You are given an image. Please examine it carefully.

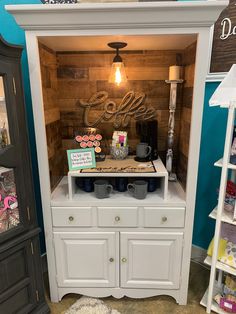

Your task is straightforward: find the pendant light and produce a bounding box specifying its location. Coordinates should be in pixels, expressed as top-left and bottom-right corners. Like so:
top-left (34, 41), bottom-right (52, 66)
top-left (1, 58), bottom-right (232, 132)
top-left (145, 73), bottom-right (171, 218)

top-left (108, 42), bottom-right (127, 86)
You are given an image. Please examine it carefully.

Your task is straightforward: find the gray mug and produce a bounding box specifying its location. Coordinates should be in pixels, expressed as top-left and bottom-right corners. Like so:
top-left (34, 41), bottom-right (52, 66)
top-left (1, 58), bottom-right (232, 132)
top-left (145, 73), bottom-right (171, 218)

top-left (136, 142), bottom-right (152, 159)
top-left (94, 179), bottom-right (113, 199)
top-left (127, 180), bottom-right (148, 199)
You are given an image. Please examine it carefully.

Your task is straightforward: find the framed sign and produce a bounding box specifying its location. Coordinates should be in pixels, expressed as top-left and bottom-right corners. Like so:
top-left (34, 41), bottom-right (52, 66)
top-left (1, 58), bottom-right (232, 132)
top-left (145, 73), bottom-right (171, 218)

top-left (207, 0), bottom-right (236, 81)
top-left (67, 148), bottom-right (96, 171)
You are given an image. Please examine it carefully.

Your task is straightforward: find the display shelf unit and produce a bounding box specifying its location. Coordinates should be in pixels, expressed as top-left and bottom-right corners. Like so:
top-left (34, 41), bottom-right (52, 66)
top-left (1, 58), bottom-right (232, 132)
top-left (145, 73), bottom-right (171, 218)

top-left (201, 100), bottom-right (236, 313)
top-left (214, 158), bottom-right (236, 170)
top-left (209, 207), bottom-right (236, 226)
top-left (204, 256), bottom-right (236, 277)
top-left (68, 157), bottom-right (168, 200)
top-left (201, 282), bottom-right (227, 314)
top-left (7, 0), bottom-right (227, 305)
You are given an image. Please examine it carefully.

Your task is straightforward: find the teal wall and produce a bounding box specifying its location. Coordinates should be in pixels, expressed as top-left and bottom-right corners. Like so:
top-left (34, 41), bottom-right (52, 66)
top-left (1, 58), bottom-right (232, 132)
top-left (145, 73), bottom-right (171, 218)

top-left (0, 0), bottom-right (226, 252)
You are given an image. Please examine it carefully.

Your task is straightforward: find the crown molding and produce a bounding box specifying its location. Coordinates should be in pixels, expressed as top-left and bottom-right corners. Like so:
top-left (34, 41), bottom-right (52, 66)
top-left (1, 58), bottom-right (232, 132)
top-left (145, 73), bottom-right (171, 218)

top-left (5, 1), bottom-right (228, 31)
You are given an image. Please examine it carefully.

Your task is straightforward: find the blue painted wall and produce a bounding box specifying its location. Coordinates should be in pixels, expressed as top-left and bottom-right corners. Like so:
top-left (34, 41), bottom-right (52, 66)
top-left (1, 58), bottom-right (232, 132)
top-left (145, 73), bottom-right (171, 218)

top-left (0, 0), bottom-right (226, 252)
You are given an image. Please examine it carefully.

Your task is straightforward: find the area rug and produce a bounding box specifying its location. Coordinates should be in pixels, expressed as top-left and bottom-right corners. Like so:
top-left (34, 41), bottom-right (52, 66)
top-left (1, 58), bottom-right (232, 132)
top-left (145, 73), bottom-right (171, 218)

top-left (64, 296), bottom-right (121, 314)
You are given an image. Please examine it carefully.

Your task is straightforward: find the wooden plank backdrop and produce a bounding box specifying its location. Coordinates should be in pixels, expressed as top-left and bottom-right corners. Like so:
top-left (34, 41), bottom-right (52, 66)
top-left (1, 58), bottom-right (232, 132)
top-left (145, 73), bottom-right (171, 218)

top-left (39, 42), bottom-right (196, 190)
top-left (210, 0), bottom-right (236, 74)
top-left (177, 42), bottom-right (196, 188)
top-left (57, 50), bottom-right (182, 164)
top-left (39, 43), bottom-right (64, 190)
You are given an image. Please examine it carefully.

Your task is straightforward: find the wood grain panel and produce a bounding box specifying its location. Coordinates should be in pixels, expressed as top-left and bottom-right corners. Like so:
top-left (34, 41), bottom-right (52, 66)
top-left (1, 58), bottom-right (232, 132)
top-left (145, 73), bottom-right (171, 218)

top-left (177, 41), bottom-right (196, 188)
top-left (39, 44), bottom-right (63, 190)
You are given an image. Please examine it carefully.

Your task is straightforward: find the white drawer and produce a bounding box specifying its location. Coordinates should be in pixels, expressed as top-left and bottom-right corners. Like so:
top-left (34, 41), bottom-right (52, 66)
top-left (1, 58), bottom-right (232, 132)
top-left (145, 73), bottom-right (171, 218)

top-left (98, 207), bottom-right (138, 227)
top-left (52, 207), bottom-right (92, 227)
top-left (144, 207), bottom-right (185, 228)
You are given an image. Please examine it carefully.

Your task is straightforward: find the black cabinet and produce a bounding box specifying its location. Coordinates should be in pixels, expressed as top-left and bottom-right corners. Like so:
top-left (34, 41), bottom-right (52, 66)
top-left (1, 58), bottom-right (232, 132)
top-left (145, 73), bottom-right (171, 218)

top-left (0, 36), bottom-right (49, 313)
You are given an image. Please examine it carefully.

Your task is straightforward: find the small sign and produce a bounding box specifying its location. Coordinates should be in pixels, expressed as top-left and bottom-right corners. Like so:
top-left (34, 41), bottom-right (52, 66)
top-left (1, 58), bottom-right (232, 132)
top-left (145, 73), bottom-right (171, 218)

top-left (207, 0), bottom-right (236, 80)
top-left (67, 148), bottom-right (96, 171)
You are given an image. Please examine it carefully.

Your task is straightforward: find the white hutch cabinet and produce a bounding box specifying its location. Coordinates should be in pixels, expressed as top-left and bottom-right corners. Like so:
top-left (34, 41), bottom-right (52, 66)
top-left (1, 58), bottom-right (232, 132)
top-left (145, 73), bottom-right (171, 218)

top-left (7, 0), bottom-right (227, 305)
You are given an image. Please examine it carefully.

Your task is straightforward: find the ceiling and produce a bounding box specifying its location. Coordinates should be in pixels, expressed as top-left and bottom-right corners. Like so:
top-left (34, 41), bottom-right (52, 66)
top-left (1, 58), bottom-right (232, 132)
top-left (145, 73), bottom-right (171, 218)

top-left (38, 34), bottom-right (197, 52)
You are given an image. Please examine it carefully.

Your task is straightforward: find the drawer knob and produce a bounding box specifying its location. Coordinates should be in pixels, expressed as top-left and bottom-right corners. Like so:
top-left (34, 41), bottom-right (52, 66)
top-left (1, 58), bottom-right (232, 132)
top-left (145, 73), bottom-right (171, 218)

top-left (109, 258), bottom-right (114, 262)
top-left (121, 257), bottom-right (127, 263)
top-left (69, 216), bottom-right (74, 222)
top-left (115, 216), bottom-right (120, 222)
top-left (162, 216), bottom-right (167, 222)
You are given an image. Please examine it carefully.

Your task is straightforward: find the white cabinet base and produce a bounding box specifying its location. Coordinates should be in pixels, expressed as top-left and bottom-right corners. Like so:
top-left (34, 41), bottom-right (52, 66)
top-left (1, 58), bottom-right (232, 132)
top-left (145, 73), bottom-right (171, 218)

top-left (56, 287), bottom-right (183, 304)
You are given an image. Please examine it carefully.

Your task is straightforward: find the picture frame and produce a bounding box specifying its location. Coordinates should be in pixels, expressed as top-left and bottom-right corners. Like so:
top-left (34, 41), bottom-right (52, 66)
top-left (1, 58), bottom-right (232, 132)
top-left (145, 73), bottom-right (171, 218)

top-left (67, 148), bottom-right (96, 171)
top-left (206, 0), bottom-right (236, 82)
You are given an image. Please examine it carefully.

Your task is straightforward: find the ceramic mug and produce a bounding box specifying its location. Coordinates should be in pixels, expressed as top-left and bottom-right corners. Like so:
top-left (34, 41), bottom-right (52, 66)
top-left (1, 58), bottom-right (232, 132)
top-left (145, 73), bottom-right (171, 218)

top-left (83, 177), bottom-right (94, 192)
top-left (115, 177), bottom-right (128, 192)
top-left (147, 178), bottom-right (158, 192)
top-left (127, 180), bottom-right (148, 200)
top-left (94, 179), bottom-right (113, 199)
top-left (136, 143), bottom-right (152, 159)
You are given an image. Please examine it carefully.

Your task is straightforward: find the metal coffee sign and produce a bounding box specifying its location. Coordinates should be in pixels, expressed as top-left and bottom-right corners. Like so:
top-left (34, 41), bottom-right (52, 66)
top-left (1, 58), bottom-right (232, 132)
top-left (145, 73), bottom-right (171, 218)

top-left (208, 0), bottom-right (236, 80)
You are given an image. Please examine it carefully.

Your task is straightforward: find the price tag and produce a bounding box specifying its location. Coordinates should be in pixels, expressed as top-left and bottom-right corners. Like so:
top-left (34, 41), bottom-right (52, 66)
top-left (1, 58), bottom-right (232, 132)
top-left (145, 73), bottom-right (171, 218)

top-left (67, 148), bottom-right (96, 171)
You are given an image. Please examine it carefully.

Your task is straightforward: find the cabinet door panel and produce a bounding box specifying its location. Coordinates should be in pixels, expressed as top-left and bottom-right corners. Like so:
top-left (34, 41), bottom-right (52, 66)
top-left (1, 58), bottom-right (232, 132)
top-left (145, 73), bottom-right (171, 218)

top-left (54, 232), bottom-right (117, 288)
top-left (120, 232), bottom-right (183, 289)
top-left (0, 239), bottom-right (37, 313)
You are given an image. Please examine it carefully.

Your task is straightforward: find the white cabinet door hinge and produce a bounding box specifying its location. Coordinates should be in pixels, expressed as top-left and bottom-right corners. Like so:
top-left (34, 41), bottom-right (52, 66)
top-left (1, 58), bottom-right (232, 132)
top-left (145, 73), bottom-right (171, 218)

top-left (30, 241), bottom-right (34, 255)
top-left (12, 77), bottom-right (16, 95)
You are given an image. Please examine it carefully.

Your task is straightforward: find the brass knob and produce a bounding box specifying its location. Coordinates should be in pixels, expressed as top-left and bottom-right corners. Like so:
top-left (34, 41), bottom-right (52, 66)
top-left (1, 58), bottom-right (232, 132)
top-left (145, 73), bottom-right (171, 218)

top-left (109, 258), bottom-right (114, 262)
top-left (69, 216), bottom-right (74, 222)
top-left (162, 216), bottom-right (167, 222)
top-left (121, 257), bottom-right (127, 263)
top-left (115, 216), bottom-right (120, 222)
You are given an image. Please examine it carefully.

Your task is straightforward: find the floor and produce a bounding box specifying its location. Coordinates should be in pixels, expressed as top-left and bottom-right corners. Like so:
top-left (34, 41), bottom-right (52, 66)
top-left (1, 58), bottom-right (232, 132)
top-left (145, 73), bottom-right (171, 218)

top-left (46, 262), bottom-right (209, 314)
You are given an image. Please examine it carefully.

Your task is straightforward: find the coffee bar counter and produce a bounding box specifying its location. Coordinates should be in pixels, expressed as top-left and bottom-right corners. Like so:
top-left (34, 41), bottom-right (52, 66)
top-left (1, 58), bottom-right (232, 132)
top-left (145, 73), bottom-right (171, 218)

top-left (50, 160), bottom-right (186, 301)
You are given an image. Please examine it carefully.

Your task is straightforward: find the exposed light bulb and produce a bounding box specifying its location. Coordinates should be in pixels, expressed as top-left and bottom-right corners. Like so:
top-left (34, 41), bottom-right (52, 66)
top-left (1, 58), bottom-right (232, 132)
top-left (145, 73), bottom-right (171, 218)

top-left (109, 62), bottom-right (127, 86)
top-left (115, 66), bottom-right (122, 86)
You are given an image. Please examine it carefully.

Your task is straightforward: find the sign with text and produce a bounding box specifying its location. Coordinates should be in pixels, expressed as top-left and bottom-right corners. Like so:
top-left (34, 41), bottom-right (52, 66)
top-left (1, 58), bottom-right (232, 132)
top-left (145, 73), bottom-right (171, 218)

top-left (209, 0), bottom-right (236, 79)
top-left (67, 148), bottom-right (96, 171)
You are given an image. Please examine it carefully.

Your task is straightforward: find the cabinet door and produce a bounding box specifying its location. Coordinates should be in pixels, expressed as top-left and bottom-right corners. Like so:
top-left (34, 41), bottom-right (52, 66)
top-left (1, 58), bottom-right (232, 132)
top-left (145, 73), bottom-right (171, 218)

top-left (54, 232), bottom-right (118, 288)
top-left (0, 238), bottom-right (37, 314)
top-left (0, 58), bottom-right (36, 243)
top-left (120, 232), bottom-right (183, 289)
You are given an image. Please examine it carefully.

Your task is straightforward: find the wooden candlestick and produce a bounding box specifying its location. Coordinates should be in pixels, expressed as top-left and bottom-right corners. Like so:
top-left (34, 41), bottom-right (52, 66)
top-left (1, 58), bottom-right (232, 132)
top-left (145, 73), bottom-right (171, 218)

top-left (165, 79), bottom-right (184, 181)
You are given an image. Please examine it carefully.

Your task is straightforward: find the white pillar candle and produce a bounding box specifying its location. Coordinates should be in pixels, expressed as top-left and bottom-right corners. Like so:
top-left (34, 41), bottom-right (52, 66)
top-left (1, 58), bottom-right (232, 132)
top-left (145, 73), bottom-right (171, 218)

top-left (169, 65), bottom-right (181, 81)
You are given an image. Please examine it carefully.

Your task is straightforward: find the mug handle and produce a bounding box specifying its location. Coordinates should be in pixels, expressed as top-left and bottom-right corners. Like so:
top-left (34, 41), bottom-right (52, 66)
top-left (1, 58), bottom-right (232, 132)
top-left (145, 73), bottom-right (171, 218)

top-left (107, 184), bottom-right (113, 194)
top-left (145, 146), bottom-right (152, 157)
top-left (127, 183), bottom-right (135, 195)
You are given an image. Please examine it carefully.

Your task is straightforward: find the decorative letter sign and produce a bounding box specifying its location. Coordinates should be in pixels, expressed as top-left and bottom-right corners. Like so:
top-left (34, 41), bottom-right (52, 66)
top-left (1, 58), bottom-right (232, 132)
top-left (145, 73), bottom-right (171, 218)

top-left (67, 148), bottom-right (96, 171)
top-left (209, 0), bottom-right (236, 78)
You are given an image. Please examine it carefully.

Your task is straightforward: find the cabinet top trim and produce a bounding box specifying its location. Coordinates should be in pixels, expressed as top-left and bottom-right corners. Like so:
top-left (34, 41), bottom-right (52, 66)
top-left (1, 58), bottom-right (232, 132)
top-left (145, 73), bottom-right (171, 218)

top-left (6, 1), bottom-right (228, 31)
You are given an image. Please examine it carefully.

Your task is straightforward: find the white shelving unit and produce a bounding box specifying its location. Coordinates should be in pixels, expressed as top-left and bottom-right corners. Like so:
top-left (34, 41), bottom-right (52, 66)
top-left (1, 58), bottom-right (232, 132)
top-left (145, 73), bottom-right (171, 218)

top-left (200, 72), bottom-right (236, 313)
top-left (68, 157), bottom-right (168, 200)
top-left (204, 256), bottom-right (236, 277)
top-left (201, 282), bottom-right (226, 314)
top-left (209, 207), bottom-right (236, 226)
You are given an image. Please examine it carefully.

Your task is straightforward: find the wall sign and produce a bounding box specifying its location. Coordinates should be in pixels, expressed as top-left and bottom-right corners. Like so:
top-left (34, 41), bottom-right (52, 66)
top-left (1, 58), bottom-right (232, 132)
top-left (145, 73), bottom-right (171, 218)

top-left (207, 0), bottom-right (236, 81)
top-left (80, 91), bottom-right (157, 129)
top-left (67, 148), bottom-right (96, 171)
